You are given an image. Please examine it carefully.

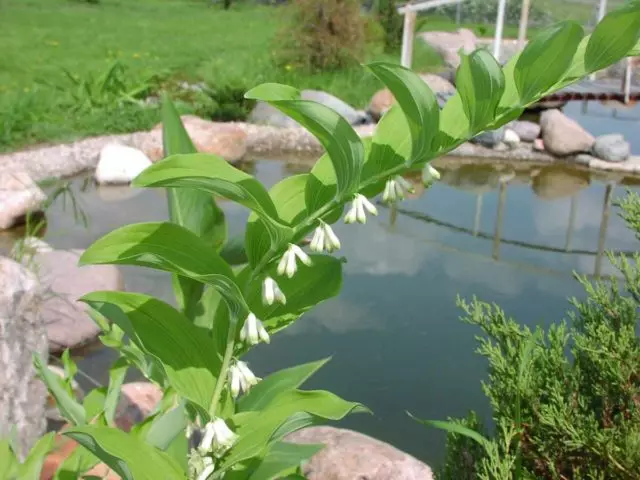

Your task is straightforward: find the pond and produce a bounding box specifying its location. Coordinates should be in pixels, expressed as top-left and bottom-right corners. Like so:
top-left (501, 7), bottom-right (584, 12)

top-left (9, 153), bottom-right (638, 468)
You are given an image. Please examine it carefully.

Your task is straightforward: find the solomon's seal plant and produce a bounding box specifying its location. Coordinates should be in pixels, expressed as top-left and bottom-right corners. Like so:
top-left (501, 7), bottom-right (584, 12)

top-left (6, 3), bottom-right (639, 479)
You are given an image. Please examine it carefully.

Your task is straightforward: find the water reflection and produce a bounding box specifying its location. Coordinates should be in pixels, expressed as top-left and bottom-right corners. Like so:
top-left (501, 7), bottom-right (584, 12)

top-left (2, 157), bottom-right (638, 467)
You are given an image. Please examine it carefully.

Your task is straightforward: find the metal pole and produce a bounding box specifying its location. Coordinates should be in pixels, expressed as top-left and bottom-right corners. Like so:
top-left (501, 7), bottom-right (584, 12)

top-left (493, 0), bottom-right (508, 61)
top-left (597, 0), bottom-right (608, 22)
top-left (517, 0), bottom-right (531, 49)
top-left (624, 57), bottom-right (633, 104)
top-left (455, 0), bottom-right (462, 25)
top-left (473, 194), bottom-right (483, 236)
top-left (565, 195), bottom-right (578, 251)
top-left (492, 180), bottom-right (508, 260)
top-left (595, 183), bottom-right (614, 278)
top-left (400, 11), bottom-right (417, 68)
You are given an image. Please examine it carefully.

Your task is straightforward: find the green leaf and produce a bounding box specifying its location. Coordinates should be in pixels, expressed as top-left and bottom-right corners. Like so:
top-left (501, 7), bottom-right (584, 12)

top-left (222, 390), bottom-right (367, 470)
top-left (83, 388), bottom-right (108, 421)
top-left (304, 152), bottom-right (337, 215)
top-left (239, 358), bottom-right (330, 412)
top-left (246, 174), bottom-right (310, 267)
top-left (585, 1), bottom-right (640, 73)
top-left (245, 255), bottom-right (343, 332)
top-left (248, 442), bottom-right (323, 480)
top-left (79, 221), bottom-right (248, 316)
top-left (435, 93), bottom-right (469, 152)
top-left (105, 357), bottom-right (128, 426)
top-left (160, 97), bottom-right (227, 319)
top-left (514, 21), bottom-right (584, 104)
top-left (363, 106), bottom-right (407, 183)
top-left (220, 235), bottom-right (249, 266)
top-left (33, 353), bottom-right (86, 426)
top-left (82, 291), bottom-right (220, 412)
top-left (18, 432), bottom-right (56, 480)
top-left (457, 49), bottom-right (505, 133)
top-left (409, 413), bottom-right (491, 451)
top-left (0, 440), bottom-right (18, 480)
top-left (61, 349), bottom-right (78, 384)
top-left (143, 404), bottom-right (188, 471)
top-left (64, 426), bottom-right (186, 480)
top-left (53, 445), bottom-right (100, 480)
top-left (366, 62), bottom-right (439, 164)
top-left (246, 83), bottom-right (365, 199)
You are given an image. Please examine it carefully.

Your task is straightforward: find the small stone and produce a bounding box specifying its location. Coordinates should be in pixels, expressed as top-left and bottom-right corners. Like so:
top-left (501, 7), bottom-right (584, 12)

top-left (592, 134), bottom-right (631, 162)
top-left (540, 109), bottom-right (595, 156)
top-left (95, 144), bottom-right (152, 185)
top-left (471, 127), bottom-right (505, 148)
top-left (533, 138), bottom-right (545, 151)
top-left (115, 382), bottom-right (163, 431)
top-left (0, 170), bottom-right (46, 230)
top-left (29, 249), bottom-right (124, 353)
top-left (287, 426), bottom-right (434, 480)
top-left (144, 116), bottom-right (247, 162)
top-left (508, 120), bottom-right (541, 142)
top-left (503, 129), bottom-right (521, 148)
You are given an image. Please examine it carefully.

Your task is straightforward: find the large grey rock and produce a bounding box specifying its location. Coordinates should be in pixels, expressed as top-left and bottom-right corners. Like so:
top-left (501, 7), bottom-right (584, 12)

top-left (0, 170), bottom-right (46, 230)
top-left (249, 90), bottom-right (369, 128)
top-left (32, 249), bottom-right (124, 353)
top-left (95, 144), bottom-right (152, 184)
top-left (0, 256), bottom-right (47, 458)
top-left (420, 29), bottom-right (477, 68)
top-left (508, 120), bottom-right (541, 142)
top-left (592, 134), bottom-right (631, 163)
top-left (287, 426), bottom-right (434, 480)
top-left (540, 109), bottom-right (595, 156)
top-left (471, 127), bottom-right (505, 148)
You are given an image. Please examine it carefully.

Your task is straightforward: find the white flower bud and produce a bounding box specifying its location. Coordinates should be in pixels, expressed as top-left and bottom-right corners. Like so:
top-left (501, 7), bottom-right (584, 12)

top-left (239, 313), bottom-right (270, 346)
top-left (322, 223), bottom-right (341, 252)
top-left (199, 418), bottom-right (237, 457)
top-left (262, 277), bottom-right (286, 305)
top-left (423, 164), bottom-right (441, 184)
top-left (228, 360), bottom-right (259, 398)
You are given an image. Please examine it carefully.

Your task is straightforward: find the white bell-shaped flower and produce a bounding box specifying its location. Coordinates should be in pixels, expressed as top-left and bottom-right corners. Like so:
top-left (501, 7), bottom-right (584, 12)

top-left (189, 451), bottom-right (215, 480)
top-left (276, 244), bottom-right (312, 278)
top-left (229, 360), bottom-right (260, 398)
top-left (310, 221), bottom-right (341, 253)
top-left (239, 312), bottom-right (270, 346)
top-left (344, 194), bottom-right (378, 224)
top-left (198, 418), bottom-right (237, 457)
top-left (382, 176), bottom-right (414, 204)
top-left (423, 164), bottom-right (441, 184)
top-left (262, 276), bottom-right (286, 305)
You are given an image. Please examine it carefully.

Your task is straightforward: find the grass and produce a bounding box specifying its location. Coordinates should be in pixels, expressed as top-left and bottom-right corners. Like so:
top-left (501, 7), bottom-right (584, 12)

top-left (0, 0), bottom-right (443, 151)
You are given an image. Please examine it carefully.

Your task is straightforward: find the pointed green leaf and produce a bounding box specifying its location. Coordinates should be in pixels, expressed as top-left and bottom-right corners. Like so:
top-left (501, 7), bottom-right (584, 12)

top-left (33, 353), bottom-right (86, 426)
top-left (53, 445), bottom-right (100, 479)
top-left (515, 21), bottom-right (584, 104)
top-left (82, 291), bottom-right (220, 411)
top-left (248, 442), bottom-right (324, 480)
top-left (105, 357), bottom-right (128, 426)
top-left (19, 433), bottom-right (56, 480)
top-left (408, 413), bottom-right (491, 451)
top-left (160, 97), bottom-right (227, 319)
top-left (0, 440), bottom-right (18, 480)
top-left (457, 49), bottom-right (505, 133)
top-left (239, 359), bottom-right (331, 412)
top-left (64, 426), bottom-right (186, 480)
top-left (79, 222), bottom-right (248, 316)
top-left (366, 62), bottom-right (439, 164)
top-left (585, 1), bottom-right (640, 73)
top-left (220, 235), bottom-right (249, 266)
top-left (246, 83), bottom-right (365, 200)
top-left (363, 106), bottom-right (409, 182)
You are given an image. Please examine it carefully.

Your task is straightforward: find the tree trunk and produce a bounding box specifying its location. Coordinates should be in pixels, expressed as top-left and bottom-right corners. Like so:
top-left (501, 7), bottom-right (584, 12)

top-left (0, 256), bottom-right (47, 459)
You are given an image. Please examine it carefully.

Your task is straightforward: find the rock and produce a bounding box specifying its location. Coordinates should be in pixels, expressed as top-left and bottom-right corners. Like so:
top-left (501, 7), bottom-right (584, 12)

top-left (30, 249), bottom-right (124, 353)
top-left (95, 144), bottom-right (152, 184)
top-left (592, 134), bottom-right (631, 162)
top-left (287, 426), bottom-right (434, 480)
top-left (503, 129), bottom-right (521, 148)
top-left (540, 109), bottom-right (595, 156)
top-left (420, 28), bottom-right (477, 68)
top-left (115, 382), bottom-right (163, 431)
top-left (0, 170), bottom-right (46, 230)
top-left (532, 166), bottom-right (590, 199)
top-left (509, 120), bottom-right (540, 142)
top-left (533, 138), bottom-right (545, 151)
top-left (471, 127), bottom-right (505, 148)
top-left (368, 73), bottom-right (456, 119)
top-left (249, 90), bottom-right (369, 128)
top-left (0, 256), bottom-right (47, 457)
top-left (144, 116), bottom-right (247, 162)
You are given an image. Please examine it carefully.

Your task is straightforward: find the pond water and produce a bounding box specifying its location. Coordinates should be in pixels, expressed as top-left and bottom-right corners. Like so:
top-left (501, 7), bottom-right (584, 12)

top-left (7, 154), bottom-right (637, 467)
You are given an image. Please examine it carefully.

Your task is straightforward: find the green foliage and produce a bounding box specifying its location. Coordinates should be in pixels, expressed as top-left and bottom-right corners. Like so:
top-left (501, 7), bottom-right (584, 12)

top-left (429, 193), bottom-right (640, 479)
top-left (18, 3), bottom-right (640, 478)
top-left (274, 0), bottom-right (366, 71)
top-left (374, 0), bottom-right (403, 52)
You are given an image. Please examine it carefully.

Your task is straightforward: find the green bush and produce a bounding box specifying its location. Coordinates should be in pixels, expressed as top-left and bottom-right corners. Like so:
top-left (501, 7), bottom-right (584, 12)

top-left (437, 194), bottom-right (640, 479)
top-left (274, 0), bottom-right (366, 71)
top-left (374, 0), bottom-right (403, 52)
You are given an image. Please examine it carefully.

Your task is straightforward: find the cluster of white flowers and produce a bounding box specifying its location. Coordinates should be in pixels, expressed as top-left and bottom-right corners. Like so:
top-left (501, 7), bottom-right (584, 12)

top-left (277, 243), bottom-right (312, 278)
top-left (240, 312), bottom-right (270, 346)
top-left (344, 194), bottom-right (378, 224)
top-left (229, 360), bottom-right (260, 398)
top-left (382, 176), bottom-right (414, 203)
top-left (189, 417), bottom-right (239, 479)
top-left (310, 221), bottom-right (341, 253)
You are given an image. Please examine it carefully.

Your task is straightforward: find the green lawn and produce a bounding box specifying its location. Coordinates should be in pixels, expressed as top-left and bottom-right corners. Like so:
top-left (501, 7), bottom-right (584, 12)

top-left (0, 0), bottom-right (443, 151)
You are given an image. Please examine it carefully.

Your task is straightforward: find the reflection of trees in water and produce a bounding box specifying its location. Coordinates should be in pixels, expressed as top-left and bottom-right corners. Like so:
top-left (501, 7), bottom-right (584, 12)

top-left (382, 162), bottom-right (632, 279)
